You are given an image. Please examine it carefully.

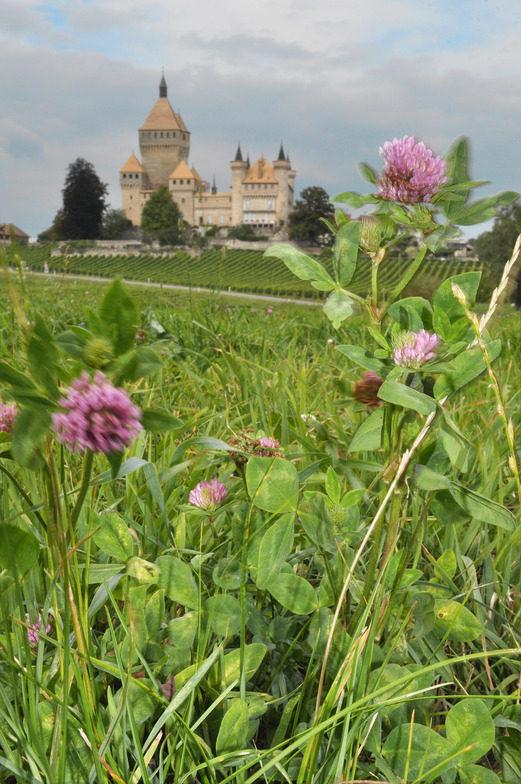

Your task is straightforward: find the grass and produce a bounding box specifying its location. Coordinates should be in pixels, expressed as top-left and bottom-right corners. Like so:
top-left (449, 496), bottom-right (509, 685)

top-left (0, 270), bottom-right (520, 784)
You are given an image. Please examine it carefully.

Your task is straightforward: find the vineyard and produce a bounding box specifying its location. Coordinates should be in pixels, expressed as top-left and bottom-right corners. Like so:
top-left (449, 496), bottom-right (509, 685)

top-left (9, 244), bottom-right (484, 299)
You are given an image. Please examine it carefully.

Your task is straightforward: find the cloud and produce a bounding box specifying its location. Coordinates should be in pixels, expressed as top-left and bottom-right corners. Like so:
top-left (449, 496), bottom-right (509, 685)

top-left (2, 0), bottom-right (521, 238)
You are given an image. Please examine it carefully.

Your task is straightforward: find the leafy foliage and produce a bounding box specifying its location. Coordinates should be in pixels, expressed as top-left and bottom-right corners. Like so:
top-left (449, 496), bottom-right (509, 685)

top-left (101, 208), bottom-right (133, 239)
top-left (288, 185), bottom-right (336, 244)
top-left (141, 184), bottom-right (183, 245)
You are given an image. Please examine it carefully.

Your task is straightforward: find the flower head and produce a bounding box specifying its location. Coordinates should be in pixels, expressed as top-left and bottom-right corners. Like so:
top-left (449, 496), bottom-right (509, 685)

top-left (189, 477), bottom-right (228, 511)
top-left (26, 613), bottom-right (51, 646)
top-left (392, 330), bottom-right (441, 368)
top-left (52, 372), bottom-right (142, 454)
top-left (0, 401), bottom-right (18, 434)
top-left (378, 136), bottom-right (446, 204)
top-left (353, 371), bottom-right (383, 409)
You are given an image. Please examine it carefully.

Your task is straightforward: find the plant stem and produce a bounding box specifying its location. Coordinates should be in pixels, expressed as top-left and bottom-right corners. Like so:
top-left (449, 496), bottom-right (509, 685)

top-left (380, 243), bottom-right (428, 318)
top-left (70, 450), bottom-right (94, 529)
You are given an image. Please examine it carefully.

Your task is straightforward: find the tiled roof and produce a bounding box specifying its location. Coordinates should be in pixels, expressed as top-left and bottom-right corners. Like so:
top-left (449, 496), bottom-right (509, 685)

top-left (243, 156), bottom-right (277, 184)
top-left (170, 160), bottom-right (196, 180)
top-left (140, 97), bottom-right (186, 132)
top-left (0, 223), bottom-right (30, 239)
top-left (120, 153), bottom-right (146, 173)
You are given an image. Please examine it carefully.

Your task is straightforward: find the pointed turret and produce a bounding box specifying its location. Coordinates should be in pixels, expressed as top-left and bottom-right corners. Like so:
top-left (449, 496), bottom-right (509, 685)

top-left (159, 73), bottom-right (167, 98)
top-left (234, 143), bottom-right (243, 162)
top-left (211, 176), bottom-right (217, 195)
top-left (277, 142), bottom-right (286, 162)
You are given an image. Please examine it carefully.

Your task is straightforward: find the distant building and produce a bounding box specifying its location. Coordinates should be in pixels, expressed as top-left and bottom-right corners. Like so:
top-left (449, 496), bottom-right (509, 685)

top-left (120, 76), bottom-right (296, 229)
top-left (0, 224), bottom-right (30, 245)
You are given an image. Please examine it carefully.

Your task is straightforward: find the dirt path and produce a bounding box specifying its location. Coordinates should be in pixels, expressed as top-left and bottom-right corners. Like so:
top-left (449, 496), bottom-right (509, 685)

top-left (26, 269), bottom-right (321, 307)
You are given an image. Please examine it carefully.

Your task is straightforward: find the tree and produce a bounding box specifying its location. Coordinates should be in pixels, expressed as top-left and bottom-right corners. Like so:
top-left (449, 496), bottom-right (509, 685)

top-left (37, 209), bottom-right (65, 242)
top-left (61, 158), bottom-right (107, 239)
top-left (141, 185), bottom-right (183, 246)
top-left (474, 202), bottom-right (521, 303)
top-left (101, 209), bottom-right (133, 240)
top-left (288, 186), bottom-right (335, 245)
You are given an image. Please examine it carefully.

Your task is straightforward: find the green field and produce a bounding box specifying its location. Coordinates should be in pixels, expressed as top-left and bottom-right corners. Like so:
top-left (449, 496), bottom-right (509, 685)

top-left (8, 243), bottom-right (484, 299)
top-left (1, 269), bottom-right (520, 784)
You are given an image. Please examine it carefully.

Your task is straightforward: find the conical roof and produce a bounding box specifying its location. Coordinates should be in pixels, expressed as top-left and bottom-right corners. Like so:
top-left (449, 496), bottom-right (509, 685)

top-left (170, 160), bottom-right (196, 180)
top-left (120, 153), bottom-right (146, 173)
top-left (140, 98), bottom-right (186, 132)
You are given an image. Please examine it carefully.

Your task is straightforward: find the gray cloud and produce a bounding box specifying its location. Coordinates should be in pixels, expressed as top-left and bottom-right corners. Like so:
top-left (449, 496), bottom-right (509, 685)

top-left (1, 6), bottom-right (521, 239)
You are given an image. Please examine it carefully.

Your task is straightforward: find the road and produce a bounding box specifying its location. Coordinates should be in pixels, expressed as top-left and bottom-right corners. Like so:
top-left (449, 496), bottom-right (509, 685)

top-left (26, 269), bottom-right (322, 307)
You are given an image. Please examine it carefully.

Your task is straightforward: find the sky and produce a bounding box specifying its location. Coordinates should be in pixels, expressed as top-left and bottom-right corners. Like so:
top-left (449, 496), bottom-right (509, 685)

top-left (1, 0), bottom-right (521, 239)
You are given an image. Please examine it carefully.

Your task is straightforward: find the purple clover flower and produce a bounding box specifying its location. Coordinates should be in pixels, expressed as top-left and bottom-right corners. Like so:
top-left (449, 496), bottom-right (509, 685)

top-left (0, 401), bottom-right (18, 434)
top-left (189, 477), bottom-right (228, 512)
top-left (26, 613), bottom-right (51, 645)
top-left (52, 372), bottom-right (142, 455)
top-left (392, 330), bottom-right (441, 369)
top-left (378, 136), bottom-right (446, 204)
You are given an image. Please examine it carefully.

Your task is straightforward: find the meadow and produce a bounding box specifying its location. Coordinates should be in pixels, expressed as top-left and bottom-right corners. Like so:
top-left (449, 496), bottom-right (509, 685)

top-left (2, 136), bottom-right (521, 784)
top-left (1, 266), bottom-right (521, 784)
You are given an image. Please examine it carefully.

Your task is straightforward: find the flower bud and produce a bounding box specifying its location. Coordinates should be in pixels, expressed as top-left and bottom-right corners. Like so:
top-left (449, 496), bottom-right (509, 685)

top-left (83, 337), bottom-right (114, 369)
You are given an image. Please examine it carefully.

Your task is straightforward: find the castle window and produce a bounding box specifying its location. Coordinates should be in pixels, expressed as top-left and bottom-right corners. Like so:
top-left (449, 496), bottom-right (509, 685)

top-left (181, 197), bottom-right (185, 203)
top-left (208, 216), bottom-right (213, 224)
top-left (183, 134), bottom-right (186, 140)
top-left (264, 213), bottom-right (268, 223)
top-left (123, 173), bottom-right (126, 178)
top-left (220, 215), bottom-right (224, 224)
top-left (251, 213), bottom-right (257, 222)
top-left (243, 212), bottom-right (248, 222)
top-left (160, 132), bottom-right (163, 138)
top-left (245, 199), bottom-right (251, 208)
top-left (267, 200), bottom-right (272, 208)
top-left (180, 179), bottom-right (184, 184)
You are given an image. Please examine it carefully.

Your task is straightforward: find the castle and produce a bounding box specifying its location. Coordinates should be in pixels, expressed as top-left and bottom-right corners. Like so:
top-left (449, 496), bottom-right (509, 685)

top-left (120, 76), bottom-right (296, 230)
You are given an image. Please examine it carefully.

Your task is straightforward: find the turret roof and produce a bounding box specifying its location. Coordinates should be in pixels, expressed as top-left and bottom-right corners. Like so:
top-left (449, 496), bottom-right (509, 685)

top-left (170, 160), bottom-right (196, 180)
top-left (243, 156), bottom-right (277, 183)
top-left (140, 97), bottom-right (188, 132)
top-left (120, 153), bottom-right (146, 173)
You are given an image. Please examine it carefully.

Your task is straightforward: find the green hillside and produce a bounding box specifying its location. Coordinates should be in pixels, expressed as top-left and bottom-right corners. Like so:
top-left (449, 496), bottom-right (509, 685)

top-left (9, 244), bottom-right (482, 299)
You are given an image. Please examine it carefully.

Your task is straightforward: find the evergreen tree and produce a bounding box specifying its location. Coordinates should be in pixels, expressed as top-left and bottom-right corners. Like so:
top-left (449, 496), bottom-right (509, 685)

top-left (141, 185), bottom-right (183, 246)
top-left (61, 158), bottom-right (107, 239)
top-left (288, 186), bottom-right (335, 245)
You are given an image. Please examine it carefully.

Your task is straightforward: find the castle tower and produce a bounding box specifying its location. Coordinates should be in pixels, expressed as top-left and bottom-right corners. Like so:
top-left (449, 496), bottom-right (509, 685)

top-left (169, 160), bottom-right (199, 225)
top-left (120, 153), bottom-right (147, 226)
top-left (230, 144), bottom-right (248, 225)
top-left (273, 143), bottom-right (294, 225)
top-left (138, 76), bottom-right (190, 188)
